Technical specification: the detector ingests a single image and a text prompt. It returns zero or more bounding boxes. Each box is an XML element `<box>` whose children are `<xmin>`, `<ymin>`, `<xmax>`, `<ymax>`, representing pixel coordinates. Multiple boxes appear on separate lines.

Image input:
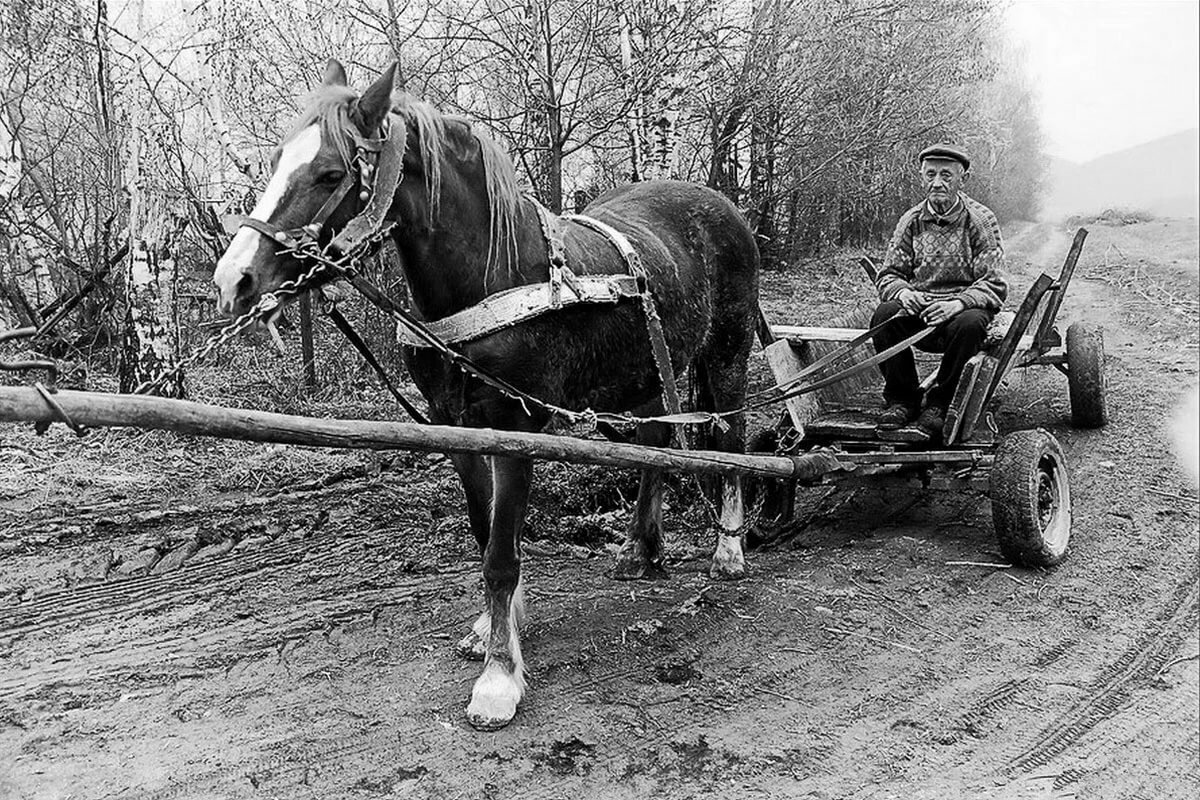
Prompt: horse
<box><xmin>212</xmin><ymin>60</ymin><xmax>760</xmax><ymax>730</ymax></box>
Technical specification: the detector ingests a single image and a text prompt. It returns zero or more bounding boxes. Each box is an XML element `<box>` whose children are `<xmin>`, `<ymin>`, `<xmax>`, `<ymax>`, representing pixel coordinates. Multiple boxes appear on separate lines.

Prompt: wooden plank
<box><xmin>978</xmin><ymin>273</ymin><xmax>1056</xmax><ymax>413</ymax></box>
<box><xmin>776</xmin><ymin>325</ymin><xmax>1035</xmax><ymax>353</ymax></box>
<box><xmin>944</xmin><ymin>353</ymin><xmax>988</xmax><ymax>444</ymax></box>
<box><xmin>1030</xmin><ymin>228</ymin><xmax>1088</xmax><ymax>351</ymax></box>
<box><xmin>952</xmin><ymin>355</ymin><xmax>999</xmax><ymax>444</ymax></box>
<box><xmin>772</xmin><ymin>325</ymin><xmax>866</xmax><ymax>343</ymax></box>
<box><xmin>299</xmin><ymin>294</ymin><xmax>317</xmax><ymax>394</ymax></box>
<box><xmin>804</xmin><ymin>409</ymin><xmax>879</xmax><ymax>440</ymax></box>
<box><xmin>839</xmin><ymin>449</ymin><xmax>993</xmax><ymax>466</ymax></box>
<box><xmin>764</xmin><ymin>339</ymin><xmax>821</xmax><ymax>436</ymax></box>
<box><xmin>0</xmin><ymin>387</ymin><xmax>835</xmax><ymax>480</ymax></box>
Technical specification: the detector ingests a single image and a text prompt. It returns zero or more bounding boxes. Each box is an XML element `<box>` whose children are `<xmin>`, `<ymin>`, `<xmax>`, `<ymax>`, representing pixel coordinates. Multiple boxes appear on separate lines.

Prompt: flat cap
<box><xmin>918</xmin><ymin>143</ymin><xmax>970</xmax><ymax>171</ymax></box>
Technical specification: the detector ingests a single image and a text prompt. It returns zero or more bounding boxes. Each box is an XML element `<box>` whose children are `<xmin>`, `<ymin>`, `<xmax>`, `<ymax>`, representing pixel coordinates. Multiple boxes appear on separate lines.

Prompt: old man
<box><xmin>872</xmin><ymin>143</ymin><xmax>1008</xmax><ymax>439</ymax></box>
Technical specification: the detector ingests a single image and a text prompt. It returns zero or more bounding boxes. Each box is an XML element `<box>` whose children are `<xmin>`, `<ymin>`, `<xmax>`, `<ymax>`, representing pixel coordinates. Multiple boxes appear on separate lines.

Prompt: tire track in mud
<box><xmin>0</xmin><ymin>572</ymin><xmax>476</xmax><ymax>703</ymax></box>
<box><xmin>0</xmin><ymin>514</ymin><xmax>439</xmax><ymax>641</ymax></box>
<box><xmin>1</xmin><ymin>475</ymin><xmax>374</xmax><ymax>551</ymax></box>
<box><xmin>1006</xmin><ymin>557</ymin><xmax>1200</xmax><ymax>775</ymax></box>
<box><xmin>108</xmin><ymin>563</ymin><xmax>827</xmax><ymax>800</ymax></box>
<box><xmin>0</xmin><ymin>496</ymin><xmax>479</xmax><ymax>704</ymax></box>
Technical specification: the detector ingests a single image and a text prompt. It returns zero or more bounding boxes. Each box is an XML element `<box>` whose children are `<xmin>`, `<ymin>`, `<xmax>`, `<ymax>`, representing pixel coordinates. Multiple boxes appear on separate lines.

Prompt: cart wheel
<box><xmin>1066</xmin><ymin>321</ymin><xmax>1107</xmax><ymax>428</ymax></box>
<box><xmin>991</xmin><ymin>429</ymin><xmax>1071</xmax><ymax>567</ymax></box>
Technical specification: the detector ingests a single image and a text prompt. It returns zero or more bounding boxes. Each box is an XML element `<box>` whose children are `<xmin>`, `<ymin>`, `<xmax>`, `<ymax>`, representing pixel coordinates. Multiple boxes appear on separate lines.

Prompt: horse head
<box><xmin>212</xmin><ymin>59</ymin><xmax>399</xmax><ymax>315</ymax></box>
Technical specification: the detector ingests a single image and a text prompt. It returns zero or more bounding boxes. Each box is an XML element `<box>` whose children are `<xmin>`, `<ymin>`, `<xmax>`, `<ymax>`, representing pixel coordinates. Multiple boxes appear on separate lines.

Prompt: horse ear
<box><xmin>354</xmin><ymin>62</ymin><xmax>399</xmax><ymax>134</ymax></box>
<box><xmin>323</xmin><ymin>59</ymin><xmax>348</xmax><ymax>87</ymax></box>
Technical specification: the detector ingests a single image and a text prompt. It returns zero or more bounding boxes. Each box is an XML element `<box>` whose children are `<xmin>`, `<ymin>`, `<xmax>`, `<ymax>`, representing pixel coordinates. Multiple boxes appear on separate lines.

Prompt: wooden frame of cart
<box><xmin>754</xmin><ymin>228</ymin><xmax>1105</xmax><ymax>567</ymax></box>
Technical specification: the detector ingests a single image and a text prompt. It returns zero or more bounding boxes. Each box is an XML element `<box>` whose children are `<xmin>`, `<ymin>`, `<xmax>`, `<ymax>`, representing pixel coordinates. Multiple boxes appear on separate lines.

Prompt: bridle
<box><xmin>232</xmin><ymin>118</ymin><xmax>393</xmax><ymax>257</ymax></box>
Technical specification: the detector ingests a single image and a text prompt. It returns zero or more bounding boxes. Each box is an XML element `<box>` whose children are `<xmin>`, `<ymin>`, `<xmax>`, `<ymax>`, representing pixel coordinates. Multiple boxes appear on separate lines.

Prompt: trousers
<box><xmin>871</xmin><ymin>299</ymin><xmax>992</xmax><ymax>409</ymax></box>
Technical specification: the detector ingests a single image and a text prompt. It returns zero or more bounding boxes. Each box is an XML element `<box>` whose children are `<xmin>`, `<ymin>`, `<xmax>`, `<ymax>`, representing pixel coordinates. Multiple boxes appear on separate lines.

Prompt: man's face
<box><xmin>920</xmin><ymin>158</ymin><xmax>966</xmax><ymax>211</ymax></box>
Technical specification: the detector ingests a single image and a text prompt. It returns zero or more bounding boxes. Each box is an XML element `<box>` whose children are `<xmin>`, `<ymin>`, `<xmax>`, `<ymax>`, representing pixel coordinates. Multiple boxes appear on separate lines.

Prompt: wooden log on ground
<box><xmin>0</xmin><ymin>387</ymin><xmax>841</xmax><ymax>481</ymax></box>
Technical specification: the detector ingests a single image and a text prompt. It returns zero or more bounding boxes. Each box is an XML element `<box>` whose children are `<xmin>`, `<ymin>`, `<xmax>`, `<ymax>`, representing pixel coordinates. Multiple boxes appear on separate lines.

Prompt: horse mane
<box><xmin>287</xmin><ymin>85</ymin><xmax>521</xmax><ymax>282</ymax></box>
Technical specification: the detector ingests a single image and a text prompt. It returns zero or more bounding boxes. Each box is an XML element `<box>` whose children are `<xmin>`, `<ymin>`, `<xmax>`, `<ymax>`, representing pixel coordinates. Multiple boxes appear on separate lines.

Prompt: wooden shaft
<box><xmin>0</xmin><ymin>387</ymin><xmax>821</xmax><ymax>480</ymax></box>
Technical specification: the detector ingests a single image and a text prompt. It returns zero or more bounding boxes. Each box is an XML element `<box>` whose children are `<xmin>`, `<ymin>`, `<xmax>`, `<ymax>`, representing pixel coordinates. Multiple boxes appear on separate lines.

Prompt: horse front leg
<box><xmin>466</xmin><ymin>454</ymin><xmax>532</xmax><ymax>730</ymax></box>
<box><xmin>613</xmin><ymin>421</ymin><xmax>670</xmax><ymax>580</ymax></box>
<box><xmin>449</xmin><ymin>452</ymin><xmax>517</xmax><ymax>662</ymax></box>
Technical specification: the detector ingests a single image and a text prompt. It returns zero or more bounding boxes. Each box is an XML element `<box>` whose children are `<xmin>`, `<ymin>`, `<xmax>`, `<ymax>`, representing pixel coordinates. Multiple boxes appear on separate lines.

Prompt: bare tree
<box><xmin>117</xmin><ymin>0</ymin><xmax>182</xmax><ymax>395</ymax></box>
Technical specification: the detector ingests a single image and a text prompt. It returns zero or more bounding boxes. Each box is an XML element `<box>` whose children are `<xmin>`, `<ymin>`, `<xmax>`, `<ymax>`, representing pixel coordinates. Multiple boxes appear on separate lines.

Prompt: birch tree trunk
<box><xmin>618</xmin><ymin>10</ymin><xmax>647</xmax><ymax>182</ymax></box>
<box><xmin>118</xmin><ymin>0</ymin><xmax>182</xmax><ymax>396</ymax></box>
<box><xmin>0</xmin><ymin>112</ymin><xmax>53</xmax><ymax>328</ymax></box>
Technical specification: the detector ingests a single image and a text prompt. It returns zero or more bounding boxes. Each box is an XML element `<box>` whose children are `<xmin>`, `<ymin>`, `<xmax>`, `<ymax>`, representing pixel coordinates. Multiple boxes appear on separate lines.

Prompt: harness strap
<box><xmin>325</xmin><ymin>304</ymin><xmax>429</xmax><ymax>424</ymax></box>
<box><xmin>393</xmin><ymin>275</ymin><xmax>642</xmax><ymax>347</ymax></box>
<box><xmin>532</xmin><ymin>202</ymin><xmax>572</xmax><ymax>308</ymax></box>
<box><xmin>563</xmin><ymin>213</ymin><xmax>682</xmax><ymax>418</ymax></box>
<box><xmin>564</xmin><ymin>214</ymin><xmax>648</xmax><ymax>282</ymax></box>
<box><xmin>331</xmin><ymin>117</ymin><xmax>407</xmax><ymax>255</ymax></box>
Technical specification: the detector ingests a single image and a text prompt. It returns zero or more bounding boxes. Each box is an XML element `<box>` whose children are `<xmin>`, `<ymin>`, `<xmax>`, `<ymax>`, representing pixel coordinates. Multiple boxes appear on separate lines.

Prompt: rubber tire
<box><xmin>991</xmin><ymin>429</ymin><xmax>1071</xmax><ymax>568</ymax></box>
<box><xmin>1066</xmin><ymin>321</ymin><xmax>1107</xmax><ymax>428</ymax></box>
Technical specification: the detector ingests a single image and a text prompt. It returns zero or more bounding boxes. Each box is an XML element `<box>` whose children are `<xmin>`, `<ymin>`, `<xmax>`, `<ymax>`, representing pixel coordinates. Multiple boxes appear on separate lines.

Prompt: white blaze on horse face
<box><xmin>213</xmin><ymin>125</ymin><xmax>323</xmax><ymax>312</ymax></box>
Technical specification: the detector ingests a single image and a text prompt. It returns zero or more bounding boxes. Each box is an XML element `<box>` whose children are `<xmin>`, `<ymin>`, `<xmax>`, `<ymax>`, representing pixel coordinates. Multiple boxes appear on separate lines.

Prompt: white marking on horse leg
<box><xmin>455</xmin><ymin>611</ymin><xmax>490</xmax><ymax>661</ymax></box>
<box><xmin>710</xmin><ymin>477</ymin><xmax>746</xmax><ymax>580</ymax></box>
<box><xmin>213</xmin><ymin>125</ymin><xmax>322</xmax><ymax>311</ymax></box>
<box><xmin>466</xmin><ymin>592</ymin><xmax>526</xmax><ymax>730</ymax></box>
<box><xmin>455</xmin><ymin>576</ymin><xmax>525</xmax><ymax>662</ymax></box>
<box><xmin>512</xmin><ymin>574</ymin><xmax>527</xmax><ymax>629</ymax></box>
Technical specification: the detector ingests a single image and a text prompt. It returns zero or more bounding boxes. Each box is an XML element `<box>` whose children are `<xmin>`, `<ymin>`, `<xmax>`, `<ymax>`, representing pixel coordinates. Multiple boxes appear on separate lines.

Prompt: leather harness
<box><xmin>232</xmin><ymin>112</ymin><xmax>685</xmax><ymax>417</ymax></box>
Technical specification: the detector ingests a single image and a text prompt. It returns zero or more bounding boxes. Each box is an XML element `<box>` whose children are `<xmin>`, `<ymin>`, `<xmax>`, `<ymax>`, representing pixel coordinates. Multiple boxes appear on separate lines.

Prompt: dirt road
<box><xmin>1</xmin><ymin>219</ymin><xmax>1197</xmax><ymax>799</ymax></box>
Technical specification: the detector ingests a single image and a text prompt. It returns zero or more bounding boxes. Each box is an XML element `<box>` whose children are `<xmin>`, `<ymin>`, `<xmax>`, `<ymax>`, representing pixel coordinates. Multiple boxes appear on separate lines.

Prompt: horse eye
<box><xmin>317</xmin><ymin>170</ymin><xmax>345</xmax><ymax>185</ymax></box>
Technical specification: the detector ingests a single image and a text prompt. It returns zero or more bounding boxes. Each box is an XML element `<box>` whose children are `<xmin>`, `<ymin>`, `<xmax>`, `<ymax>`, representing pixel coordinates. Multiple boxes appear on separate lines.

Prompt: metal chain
<box><xmin>132</xmin><ymin>222</ymin><xmax>396</xmax><ymax>396</ymax></box>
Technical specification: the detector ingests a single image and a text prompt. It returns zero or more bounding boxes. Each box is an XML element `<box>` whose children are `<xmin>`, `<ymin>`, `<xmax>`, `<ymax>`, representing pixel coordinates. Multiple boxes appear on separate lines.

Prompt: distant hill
<box><xmin>1042</xmin><ymin>129</ymin><xmax>1199</xmax><ymax>220</ymax></box>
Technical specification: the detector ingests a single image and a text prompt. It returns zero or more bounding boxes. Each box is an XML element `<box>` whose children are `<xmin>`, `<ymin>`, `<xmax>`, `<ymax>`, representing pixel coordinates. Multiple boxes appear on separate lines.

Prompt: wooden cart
<box><xmin>754</xmin><ymin>228</ymin><xmax>1105</xmax><ymax>567</ymax></box>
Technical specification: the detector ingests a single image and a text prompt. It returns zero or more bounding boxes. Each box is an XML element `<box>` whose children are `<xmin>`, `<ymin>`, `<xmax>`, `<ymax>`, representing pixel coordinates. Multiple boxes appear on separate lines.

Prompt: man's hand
<box><xmin>896</xmin><ymin>288</ymin><xmax>925</xmax><ymax>315</ymax></box>
<box><xmin>920</xmin><ymin>298</ymin><xmax>967</xmax><ymax>326</ymax></box>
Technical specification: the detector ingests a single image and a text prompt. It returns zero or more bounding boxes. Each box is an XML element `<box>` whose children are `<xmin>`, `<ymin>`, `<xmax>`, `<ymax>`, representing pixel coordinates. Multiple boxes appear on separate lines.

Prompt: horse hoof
<box><xmin>467</xmin><ymin>667</ymin><xmax>523</xmax><ymax>730</ymax></box>
<box><xmin>613</xmin><ymin>556</ymin><xmax>648</xmax><ymax>580</ymax></box>
<box><xmin>455</xmin><ymin>630</ymin><xmax>487</xmax><ymax>661</ymax></box>
<box><xmin>467</xmin><ymin>707</ymin><xmax>516</xmax><ymax>731</ymax></box>
<box><xmin>709</xmin><ymin>534</ymin><xmax>745</xmax><ymax>580</ymax></box>
<box><xmin>613</xmin><ymin>539</ymin><xmax>667</xmax><ymax>580</ymax></box>
<box><xmin>709</xmin><ymin>560</ymin><xmax>745</xmax><ymax>580</ymax></box>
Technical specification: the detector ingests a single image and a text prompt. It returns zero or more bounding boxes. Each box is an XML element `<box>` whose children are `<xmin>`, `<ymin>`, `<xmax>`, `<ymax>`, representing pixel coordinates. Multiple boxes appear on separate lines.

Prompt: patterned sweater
<box><xmin>876</xmin><ymin>194</ymin><xmax>1008</xmax><ymax>311</ymax></box>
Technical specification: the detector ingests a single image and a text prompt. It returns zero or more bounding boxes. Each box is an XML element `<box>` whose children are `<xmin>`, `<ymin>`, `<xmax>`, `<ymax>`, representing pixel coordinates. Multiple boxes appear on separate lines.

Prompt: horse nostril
<box><xmin>236</xmin><ymin>271</ymin><xmax>256</xmax><ymax>299</ymax></box>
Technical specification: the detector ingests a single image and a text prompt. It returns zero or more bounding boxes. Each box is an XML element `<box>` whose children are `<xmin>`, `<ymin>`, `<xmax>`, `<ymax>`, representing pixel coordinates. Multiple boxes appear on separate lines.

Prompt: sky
<box><xmin>1006</xmin><ymin>0</ymin><xmax>1200</xmax><ymax>163</ymax></box>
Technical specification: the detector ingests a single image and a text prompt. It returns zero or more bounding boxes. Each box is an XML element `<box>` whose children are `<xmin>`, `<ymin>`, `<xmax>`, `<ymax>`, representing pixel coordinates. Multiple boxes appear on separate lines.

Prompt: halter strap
<box><xmin>231</xmin><ymin>118</ymin><xmax>397</xmax><ymax>254</ymax></box>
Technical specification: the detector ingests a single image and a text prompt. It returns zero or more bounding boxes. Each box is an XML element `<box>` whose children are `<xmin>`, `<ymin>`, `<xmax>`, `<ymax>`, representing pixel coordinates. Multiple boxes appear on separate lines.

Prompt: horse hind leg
<box><xmin>613</xmin><ymin>420</ymin><xmax>670</xmax><ymax>580</ymax></box>
<box><xmin>694</xmin><ymin>346</ymin><xmax>751</xmax><ymax>581</ymax></box>
<box><xmin>466</xmin><ymin>455</ymin><xmax>531</xmax><ymax>730</ymax></box>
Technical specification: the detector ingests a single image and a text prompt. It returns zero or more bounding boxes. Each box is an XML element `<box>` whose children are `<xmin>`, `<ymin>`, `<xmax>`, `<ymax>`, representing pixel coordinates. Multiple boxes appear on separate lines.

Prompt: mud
<box><xmin>1</xmin><ymin>220</ymin><xmax>1197</xmax><ymax>799</ymax></box>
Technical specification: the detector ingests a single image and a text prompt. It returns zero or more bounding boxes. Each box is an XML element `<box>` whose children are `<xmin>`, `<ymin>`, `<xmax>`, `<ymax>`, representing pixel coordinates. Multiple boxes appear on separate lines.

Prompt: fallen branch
<box><xmin>1146</xmin><ymin>488</ymin><xmax>1198</xmax><ymax>503</ymax></box>
<box><xmin>1158</xmin><ymin>652</ymin><xmax>1200</xmax><ymax>676</ymax></box>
